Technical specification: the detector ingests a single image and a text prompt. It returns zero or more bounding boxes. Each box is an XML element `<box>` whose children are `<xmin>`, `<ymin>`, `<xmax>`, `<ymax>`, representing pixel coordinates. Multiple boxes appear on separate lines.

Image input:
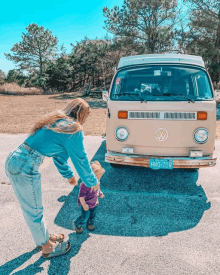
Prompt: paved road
<box><xmin>0</xmin><ymin>134</ymin><xmax>220</xmax><ymax>275</ymax></box>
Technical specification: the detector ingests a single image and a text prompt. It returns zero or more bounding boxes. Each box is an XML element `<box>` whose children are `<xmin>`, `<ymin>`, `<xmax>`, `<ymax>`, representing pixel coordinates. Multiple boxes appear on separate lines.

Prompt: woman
<box><xmin>5</xmin><ymin>98</ymin><xmax>99</xmax><ymax>258</ymax></box>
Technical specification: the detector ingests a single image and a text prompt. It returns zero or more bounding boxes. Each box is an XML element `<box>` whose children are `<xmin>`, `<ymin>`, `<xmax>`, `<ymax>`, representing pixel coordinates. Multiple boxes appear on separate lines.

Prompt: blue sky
<box><xmin>0</xmin><ymin>0</ymin><xmax>123</xmax><ymax>73</ymax></box>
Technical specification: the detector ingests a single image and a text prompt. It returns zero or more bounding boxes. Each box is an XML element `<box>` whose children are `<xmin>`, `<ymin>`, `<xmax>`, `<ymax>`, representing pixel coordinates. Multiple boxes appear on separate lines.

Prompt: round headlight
<box><xmin>194</xmin><ymin>128</ymin><xmax>209</xmax><ymax>144</ymax></box>
<box><xmin>115</xmin><ymin>127</ymin><xmax>129</xmax><ymax>141</ymax></box>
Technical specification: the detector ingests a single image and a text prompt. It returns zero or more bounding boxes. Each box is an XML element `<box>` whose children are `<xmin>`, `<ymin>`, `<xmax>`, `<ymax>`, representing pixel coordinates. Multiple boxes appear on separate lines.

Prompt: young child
<box><xmin>74</xmin><ymin>161</ymin><xmax>105</xmax><ymax>233</ymax></box>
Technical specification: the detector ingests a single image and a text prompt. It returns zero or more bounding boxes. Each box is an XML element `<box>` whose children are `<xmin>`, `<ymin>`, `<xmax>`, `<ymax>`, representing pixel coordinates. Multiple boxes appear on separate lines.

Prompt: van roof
<box><xmin>118</xmin><ymin>54</ymin><xmax>205</xmax><ymax>69</ymax></box>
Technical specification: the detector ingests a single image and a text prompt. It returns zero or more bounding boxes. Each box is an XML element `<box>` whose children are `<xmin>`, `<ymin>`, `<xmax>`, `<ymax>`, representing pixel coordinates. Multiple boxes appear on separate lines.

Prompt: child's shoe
<box><xmin>73</xmin><ymin>221</ymin><xmax>83</xmax><ymax>233</ymax></box>
<box><xmin>87</xmin><ymin>218</ymin><xmax>95</xmax><ymax>231</ymax></box>
<box><xmin>75</xmin><ymin>227</ymin><xmax>83</xmax><ymax>233</ymax></box>
<box><xmin>87</xmin><ymin>224</ymin><xmax>95</xmax><ymax>231</ymax></box>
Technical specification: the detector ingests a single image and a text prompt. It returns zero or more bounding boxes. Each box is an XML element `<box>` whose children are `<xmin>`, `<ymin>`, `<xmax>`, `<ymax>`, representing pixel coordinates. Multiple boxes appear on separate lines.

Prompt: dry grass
<box><xmin>216</xmin><ymin>122</ymin><xmax>220</xmax><ymax>140</ymax></box>
<box><xmin>0</xmin><ymin>93</ymin><xmax>107</xmax><ymax>136</ymax></box>
<box><xmin>0</xmin><ymin>83</ymin><xmax>42</xmax><ymax>95</ymax></box>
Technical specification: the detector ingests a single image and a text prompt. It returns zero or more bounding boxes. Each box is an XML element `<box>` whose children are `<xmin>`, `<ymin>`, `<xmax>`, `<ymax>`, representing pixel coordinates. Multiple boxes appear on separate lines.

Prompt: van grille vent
<box><xmin>128</xmin><ymin>111</ymin><xmax>197</xmax><ymax>120</ymax></box>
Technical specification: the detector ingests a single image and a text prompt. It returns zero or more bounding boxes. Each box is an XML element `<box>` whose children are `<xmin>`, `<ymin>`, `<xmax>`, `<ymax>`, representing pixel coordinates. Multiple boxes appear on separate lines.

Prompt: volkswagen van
<box><xmin>103</xmin><ymin>54</ymin><xmax>217</xmax><ymax>169</ymax></box>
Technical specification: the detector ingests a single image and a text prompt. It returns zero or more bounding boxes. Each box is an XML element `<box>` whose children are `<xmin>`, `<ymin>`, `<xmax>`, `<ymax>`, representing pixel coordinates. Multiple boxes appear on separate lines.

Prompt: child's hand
<box><xmin>91</xmin><ymin>181</ymin><xmax>100</xmax><ymax>191</ymax></box>
<box><xmin>100</xmin><ymin>194</ymin><xmax>105</xmax><ymax>198</ymax></box>
<box><xmin>83</xmin><ymin>204</ymin><xmax>89</xmax><ymax>211</ymax></box>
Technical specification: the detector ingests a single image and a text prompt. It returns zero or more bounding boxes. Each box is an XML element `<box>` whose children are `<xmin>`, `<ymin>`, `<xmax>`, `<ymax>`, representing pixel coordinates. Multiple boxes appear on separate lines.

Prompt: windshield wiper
<box><xmin>114</xmin><ymin>93</ymin><xmax>147</xmax><ymax>103</ymax></box>
<box><xmin>163</xmin><ymin>93</ymin><xmax>195</xmax><ymax>103</ymax></box>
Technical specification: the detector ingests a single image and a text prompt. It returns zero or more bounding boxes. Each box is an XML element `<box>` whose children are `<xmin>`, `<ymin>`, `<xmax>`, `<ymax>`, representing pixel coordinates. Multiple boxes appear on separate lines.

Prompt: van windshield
<box><xmin>110</xmin><ymin>65</ymin><xmax>213</xmax><ymax>101</ymax></box>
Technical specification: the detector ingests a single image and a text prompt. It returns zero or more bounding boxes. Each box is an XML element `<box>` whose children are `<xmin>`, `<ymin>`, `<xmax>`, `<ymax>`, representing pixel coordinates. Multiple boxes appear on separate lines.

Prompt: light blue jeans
<box><xmin>5</xmin><ymin>142</ymin><xmax>49</xmax><ymax>247</ymax></box>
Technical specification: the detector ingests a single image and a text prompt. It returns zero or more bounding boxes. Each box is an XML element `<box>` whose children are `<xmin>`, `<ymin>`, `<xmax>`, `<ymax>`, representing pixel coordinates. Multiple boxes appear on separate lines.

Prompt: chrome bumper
<box><xmin>105</xmin><ymin>152</ymin><xmax>217</xmax><ymax>168</ymax></box>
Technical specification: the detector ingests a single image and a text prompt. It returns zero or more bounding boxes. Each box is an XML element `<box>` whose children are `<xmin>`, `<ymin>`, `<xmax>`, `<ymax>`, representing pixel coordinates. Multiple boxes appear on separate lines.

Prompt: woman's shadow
<box><xmin>3</xmin><ymin>140</ymin><xmax>211</xmax><ymax>275</ymax></box>
<box><xmin>1</xmin><ymin>232</ymin><xmax>90</xmax><ymax>275</ymax></box>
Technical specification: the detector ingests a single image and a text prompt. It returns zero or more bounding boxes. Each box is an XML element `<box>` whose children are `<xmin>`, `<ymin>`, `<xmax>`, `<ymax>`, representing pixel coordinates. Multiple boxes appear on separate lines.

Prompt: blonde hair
<box><xmin>90</xmin><ymin>161</ymin><xmax>105</xmax><ymax>180</ymax></box>
<box><xmin>31</xmin><ymin>98</ymin><xmax>91</xmax><ymax>135</ymax></box>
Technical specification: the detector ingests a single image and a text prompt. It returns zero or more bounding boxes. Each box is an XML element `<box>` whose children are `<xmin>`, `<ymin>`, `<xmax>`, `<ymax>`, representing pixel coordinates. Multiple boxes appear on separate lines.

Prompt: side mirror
<box><xmin>102</xmin><ymin>90</ymin><xmax>109</xmax><ymax>101</ymax></box>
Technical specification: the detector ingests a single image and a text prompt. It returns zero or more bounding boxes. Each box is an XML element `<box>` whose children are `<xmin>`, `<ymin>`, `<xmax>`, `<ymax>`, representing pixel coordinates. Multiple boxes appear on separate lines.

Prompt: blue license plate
<box><xmin>149</xmin><ymin>159</ymin><xmax>173</xmax><ymax>170</ymax></box>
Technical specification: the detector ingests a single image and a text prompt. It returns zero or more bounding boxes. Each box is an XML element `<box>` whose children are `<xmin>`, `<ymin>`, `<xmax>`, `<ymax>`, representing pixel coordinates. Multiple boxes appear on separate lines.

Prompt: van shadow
<box><xmin>55</xmin><ymin>140</ymin><xmax>211</xmax><ymax>237</ymax></box>
<box><xmin>3</xmin><ymin>141</ymin><xmax>211</xmax><ymax>275</ymax></box>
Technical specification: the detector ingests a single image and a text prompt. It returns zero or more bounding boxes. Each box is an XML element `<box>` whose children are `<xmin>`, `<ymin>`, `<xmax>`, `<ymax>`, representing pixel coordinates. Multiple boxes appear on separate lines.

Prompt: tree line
<box><xmin>1</xmin><ymin>0</ymin><xmax>220</xmax><ymax>92</ymax></box>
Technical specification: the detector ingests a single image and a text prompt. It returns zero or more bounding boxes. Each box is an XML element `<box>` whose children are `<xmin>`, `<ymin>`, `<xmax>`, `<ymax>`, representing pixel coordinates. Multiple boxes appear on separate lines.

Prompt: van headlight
<box><xmin>194</xmin><ymin>128</ymin><xmax>209</xmax><ymax>144</ymax></box>
<box><xmin>115</xmin><ymin>127</ymin><xmax>129</xmax><ymax>141</ymax></box>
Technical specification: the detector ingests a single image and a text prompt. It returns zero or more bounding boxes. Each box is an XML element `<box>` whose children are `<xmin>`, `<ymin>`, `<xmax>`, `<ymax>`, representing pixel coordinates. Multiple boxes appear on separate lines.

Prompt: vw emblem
<box><xmin>155</xmin><ymin>128</ymin><xmax>168</xmax><ymax>141</ymax></box>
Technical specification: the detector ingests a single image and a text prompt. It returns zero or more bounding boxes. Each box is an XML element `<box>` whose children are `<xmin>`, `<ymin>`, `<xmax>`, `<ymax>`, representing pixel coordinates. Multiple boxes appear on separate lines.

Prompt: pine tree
<box><xmin>103</xmin><ymin>0</ymin><xmax>178</xmax><ymax>54</ymax></box>
<box><xmin>182</xmin><ymin>0</ymin><xmax>220</xmax><ymax>84</ymax></box>
<box><xmin>5</xmin><ymin>23</ymin><xmax>58</xmax><ymax>77</ymax></box>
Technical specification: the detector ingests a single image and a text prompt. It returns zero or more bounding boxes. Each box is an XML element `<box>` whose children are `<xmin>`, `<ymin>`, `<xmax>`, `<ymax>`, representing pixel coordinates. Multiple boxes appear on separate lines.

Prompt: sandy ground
<box><xmin>0</xmin><ymin>94</ymin><xmax>107</xmax><ymax>136</ymax></box>
<box><xmin>1</xmin><ymin>94</ymin><xmax>220</xmax><ymax>139</ymax></box>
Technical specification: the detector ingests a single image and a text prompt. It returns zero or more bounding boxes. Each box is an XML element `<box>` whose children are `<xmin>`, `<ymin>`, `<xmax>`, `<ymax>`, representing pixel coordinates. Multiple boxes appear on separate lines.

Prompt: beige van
<box><xmin>103</xmin><ymin>54</ymin><xmax>217</xmax><ymax>169</ymax></box>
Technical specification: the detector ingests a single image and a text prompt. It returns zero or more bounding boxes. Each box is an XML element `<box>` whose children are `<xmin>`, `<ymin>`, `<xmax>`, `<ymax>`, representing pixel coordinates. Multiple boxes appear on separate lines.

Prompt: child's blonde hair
<box><xmin>91</xmin><ymin>161</ymin><xmax>105</xmax><ymax>180</ymax></box>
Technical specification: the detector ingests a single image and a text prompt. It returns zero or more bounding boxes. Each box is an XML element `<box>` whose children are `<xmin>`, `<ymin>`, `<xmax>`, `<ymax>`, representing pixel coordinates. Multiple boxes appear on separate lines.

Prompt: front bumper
<box><xmin>105</xmin><ymin>152</ymin><xmax>217</xmax><ymax>169</ymax></box>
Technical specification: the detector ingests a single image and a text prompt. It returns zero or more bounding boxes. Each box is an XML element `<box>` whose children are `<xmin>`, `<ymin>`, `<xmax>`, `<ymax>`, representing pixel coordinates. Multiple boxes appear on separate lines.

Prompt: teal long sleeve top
<box><xmin>25</xmin><ymin>122</ymin><xmax>98</xmax><ymax>187</ymax></box>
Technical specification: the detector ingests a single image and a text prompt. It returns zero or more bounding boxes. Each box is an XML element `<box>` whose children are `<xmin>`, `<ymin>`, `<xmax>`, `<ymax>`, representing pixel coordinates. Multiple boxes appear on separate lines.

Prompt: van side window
<box><xmin>195</xmin><ymin>73</ymin><xmax>212</xmax><ymax>98</ymax></box>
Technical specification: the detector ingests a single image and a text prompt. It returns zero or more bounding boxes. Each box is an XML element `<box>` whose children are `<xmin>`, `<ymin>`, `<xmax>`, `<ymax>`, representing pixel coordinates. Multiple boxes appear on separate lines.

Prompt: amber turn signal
<box><xmin>118</xmin><ymin>111</ymin><xmax>128</xmax><ymax>119</ymax></box>
<box><xmin>197</xmin><ymin>111</ymin><xmax>207</xmax><ymax>120</ymax></box>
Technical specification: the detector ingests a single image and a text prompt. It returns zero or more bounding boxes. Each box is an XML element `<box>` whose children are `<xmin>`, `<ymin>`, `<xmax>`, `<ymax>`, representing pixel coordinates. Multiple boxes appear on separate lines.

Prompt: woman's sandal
<box><xmin>42</xmin><ymin>241</ymin><xmax>71</xmax><ymax>258</ymax></box>
<box><xmin>37</xmin><ymin>233</ymin><xmax>65</xmax><ymax>250</ymax></box>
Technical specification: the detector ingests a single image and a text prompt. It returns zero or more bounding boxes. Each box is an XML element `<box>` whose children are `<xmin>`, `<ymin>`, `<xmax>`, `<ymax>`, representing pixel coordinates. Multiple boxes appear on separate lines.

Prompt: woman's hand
<box><xmin>68</xmin><ymin>176</ymin><xmax>78</xmax><ymax>186</ymax></box>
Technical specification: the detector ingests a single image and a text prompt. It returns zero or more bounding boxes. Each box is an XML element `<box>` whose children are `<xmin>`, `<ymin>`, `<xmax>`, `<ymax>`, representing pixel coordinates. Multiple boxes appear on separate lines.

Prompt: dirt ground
<box><xmin>0</xmin><ymin>94</ymin><xmax>107</xmax><ymax>136</ymax></box>
<box><xmin>1</xmin><ymin>94</ymin><xmax>220</xmax><ymax>139</ymax></box>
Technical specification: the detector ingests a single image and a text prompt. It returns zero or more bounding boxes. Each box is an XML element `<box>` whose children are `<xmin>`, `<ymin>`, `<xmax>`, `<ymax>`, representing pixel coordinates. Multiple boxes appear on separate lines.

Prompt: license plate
<box><xmin>149</xmin><ymin>159</ymin><xmax>173</xmax><ymax>170</ymax></box>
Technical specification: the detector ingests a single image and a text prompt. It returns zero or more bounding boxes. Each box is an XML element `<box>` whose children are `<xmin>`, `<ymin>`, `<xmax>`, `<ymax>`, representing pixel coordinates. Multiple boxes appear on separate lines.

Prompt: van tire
<box><xmin>186</xmin><ymin>168</ymin><xmax>199</xmax><ymax>172</ymax></box>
